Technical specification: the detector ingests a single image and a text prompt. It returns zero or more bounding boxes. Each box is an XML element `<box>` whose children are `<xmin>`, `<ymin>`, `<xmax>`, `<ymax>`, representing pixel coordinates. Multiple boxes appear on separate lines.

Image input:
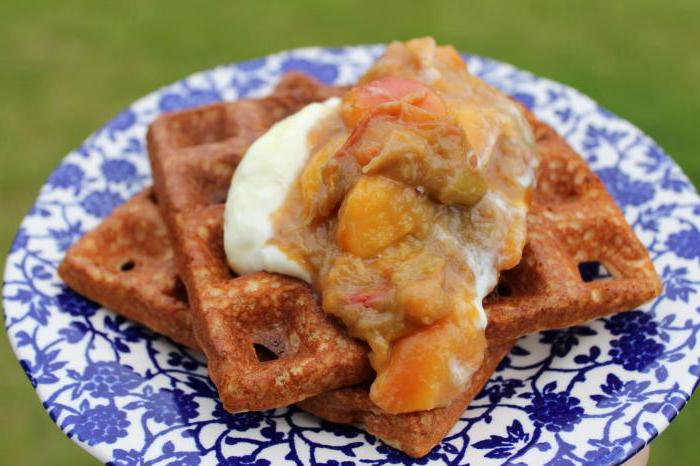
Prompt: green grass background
<box><xmin>1</xmin><ymin>1</ymin><xmax>698</xmax><ymax>464</ymax></box>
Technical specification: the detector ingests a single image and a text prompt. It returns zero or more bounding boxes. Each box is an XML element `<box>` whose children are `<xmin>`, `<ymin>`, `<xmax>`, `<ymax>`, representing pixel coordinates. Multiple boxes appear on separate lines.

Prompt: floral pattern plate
<box><xmin>4</xmin><ymin>45</ymin><xmax>700</xmax><ymax>466</ymax></box>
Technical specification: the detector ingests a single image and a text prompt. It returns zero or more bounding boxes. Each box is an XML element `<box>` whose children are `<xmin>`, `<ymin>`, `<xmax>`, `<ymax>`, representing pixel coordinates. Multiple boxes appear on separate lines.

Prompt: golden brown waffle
<box><xmin>59</xmin><ymin>205</ymin><xmax>509</xmax><ymax>458</ymax></box>
<box><xmin>145</xmin><ymin>73</ymin><xmax>371</xmax><ymax>412</ymax></box>
<box><xmin>58</xmin><ymin>190</ymin><xmax>197</xmax><ymax>349</ymax></box>
<box><xmin>485</xmin><ymin>111</ymin><xmax>662</xmax><ymax>342</ymax></box>
<box><xmin>59</xmin><ymin>72</ymin><xmax>662</xmax><ymax>457</ymax></box>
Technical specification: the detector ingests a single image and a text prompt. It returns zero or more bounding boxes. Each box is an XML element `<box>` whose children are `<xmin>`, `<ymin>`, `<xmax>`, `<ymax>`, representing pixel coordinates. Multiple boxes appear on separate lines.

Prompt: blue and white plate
<box><xmin>4</xmin><ymin>45</ymin><xmax>700</xmax><ymax>466</ymax></box>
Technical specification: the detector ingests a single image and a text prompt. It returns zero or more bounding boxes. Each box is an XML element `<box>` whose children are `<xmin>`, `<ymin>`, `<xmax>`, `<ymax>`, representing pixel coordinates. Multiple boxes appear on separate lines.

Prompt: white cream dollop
<box><xmin>223</xmin><ymin>97</ymin><xmax>341</xmax><ymax>282</ymax></box>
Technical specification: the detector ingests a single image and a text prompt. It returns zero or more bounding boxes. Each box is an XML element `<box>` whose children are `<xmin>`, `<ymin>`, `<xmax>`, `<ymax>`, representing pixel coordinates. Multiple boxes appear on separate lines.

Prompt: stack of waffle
<box><xmin>59</xmin><ymin>73</ymin><xmax>661</xmax><ymax>457</ymax></box>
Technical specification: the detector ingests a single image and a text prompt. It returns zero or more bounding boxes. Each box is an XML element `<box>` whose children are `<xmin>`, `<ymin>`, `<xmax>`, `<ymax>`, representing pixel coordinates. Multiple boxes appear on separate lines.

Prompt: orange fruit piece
<box><xmin>369</xmin><ymin>309</ymin><xmax>486</xmax><ymax>414</ymax></box>
<box><xmin>336</xmin><ymin>175</ymin><xmax>421</xmax><ymax>258</ymax></box>
<box><xmin>341</xmin><ymin>76</ymin><xmax>447</xmax><ymax>128</ymax></box>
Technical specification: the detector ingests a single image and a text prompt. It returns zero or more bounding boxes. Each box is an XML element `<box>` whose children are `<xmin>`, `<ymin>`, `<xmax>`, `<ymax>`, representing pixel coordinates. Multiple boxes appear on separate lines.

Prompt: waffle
<box><xmin>145</xmin><ymin>73</ymin><xmax>372</xmax><ymax>412</ymax></box>
<box><xmin>59</xmin><ymin>72</ymin><xmax>661</xmax><ymax>457</ymax></box>
<box><xmin>58</xmin><ymin>190</ymin><xmax>197</xmax><ymax>349</ymax></box>
<box><xmin>485</xmin><ymin>109</ymin><xmax>662</xmax><ymax>342</ymax></box>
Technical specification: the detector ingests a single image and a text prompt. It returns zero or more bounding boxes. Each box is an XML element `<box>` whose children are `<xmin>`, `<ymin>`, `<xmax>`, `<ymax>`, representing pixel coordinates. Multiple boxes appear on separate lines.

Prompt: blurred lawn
<box><xmin>1</xmin><ymin>1</ymin><xmax>698</xmax><ymax>464</ymax></box>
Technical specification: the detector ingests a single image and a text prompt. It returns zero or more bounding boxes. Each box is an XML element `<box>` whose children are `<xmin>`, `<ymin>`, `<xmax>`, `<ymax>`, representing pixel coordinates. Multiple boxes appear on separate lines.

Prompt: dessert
<box><xmin>58</xmin><ymin>38</ymin><xmax>661</xmax><ymax>458</ymax></box>
<box><xmin>225</xmin><ymin>38</ymin><xmax>537</xmax><ymax>414</ymax></box>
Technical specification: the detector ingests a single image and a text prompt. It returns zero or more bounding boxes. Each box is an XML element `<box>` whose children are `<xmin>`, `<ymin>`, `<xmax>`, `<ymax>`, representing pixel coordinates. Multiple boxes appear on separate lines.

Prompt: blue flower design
<box><xmin>375</xmin><ymin>443</ymin><xmax>442</xmax><ymax>465</ymax></box>
<box><xmin>20</xmin><ymin>345</ymin><xmax>66</xmax><ymax>386</ymax></box>
<box><xmin>666</xmin><ymin>227</ymin><xmax>700</xmax><ymax>260</ymax></box>
<box><xmin>109</xmin><ymin>448</ymin><xmax>141</xmax><ymax>466</ymax></box>
<box><xmin>596</xmin><ymin>167</ymin><xmax>655</xmax><ymax>207</ymax></box>
<box><xmin>106</xmin><ymin>108</ymin><xmax>137</xmax><ymax>133</ymax></box>
<box><xmin>237</xmin><ymin>57</ymin><xmax>267</xmax><ymax>71</ymax></box>
<box><xmin>556</xmin><ymin>108</ymin><xmax>572</xmax><ymax>123</ymax></box>
<box><xmin>11</xmin><ymin>227</ymin><xmax>29</xmax><ymax>253</ymax></box>
<box><xmin>47</xmin><ymin>163</ymin><xmax>84</xmax><ymax>193</ymax></box>
<box><xmin>102</xmin><ymin>160</ymin><xmax>137</xmax><ymax>183</ymax></box>
<box><xmin>166</xmin><ymin>452</ymin><xmax>201</xmax><ymax>466</ymax></box>
<box><xmin>231</xmin><ymin>76</ymin><xmax>266</xmax><ymax>97</ymax></box>
<box><xmin>28</xmin><ymin>204</ymin><xmax>51</xmax><ymax>218</ymax></box>
<box><xmin>636</xmin><ymin>204</ymin><xmax>677</xmax><ymax>233</ymax></box>
<box><xmin>496</xmin><ymin>353</ymin><xmax>513</xmax><ymax>371</ymax></box>
<box><xmin>7</xmin><ymin>286</ymin><xmax>52</xmax><ymax>325</ymax></box>
<box><xmin>166</xmin><ymin>351</ymin><xmax>200</xmax><ymax>371</ymax></box>
<box><xmin>317</xmin><ymin>461</ymin><xmax>356</xmax><ymax>466</ymax></box>
<box><xmin>56</xmin><ymin>287</ymin><xmax>98</xmax><ymax>317</ymax></box>
<box><xmin>690</xmin><ymin>359</ymin><xmax>700</xmax><ymax>377</ymax></box>
<box><xmin>546</xmin><ymin>459</ymin><xmax>575</xmax><ymax>466</ymax></box>
<box><xmin>319</xmin><ymin>421</ymin><xmax>362</xmax><ymax>440</ymax></box>
<box><xmin>473</xmin><ymin>420</ymin><xmax>529</xmax><ymax>459</ymax></box>
<box><xmin>609</xmin><ymin>334</ymin><xmax>664</xmax><ymax>372</ymax></box>
<box><xmin>524</xmin><ymin>382</ymin><xmax>583</xmax><ymax>433</ymax></box>
<box><xmin>65</xmin><ymin>403</ymin><xmax>130</xmax><ymax>446</ymax></box>
<box><xmin>141</xmin><ymin>388</ymin><xmax>199</xmax><ymax>425</ymax></box>
<box><xmin>219</xmin><ymin>456</ymin><xmax>270</xmax><ymax>466</ymax></box>
<box><xmin>591</xmin><ymin>373</ymin><xmax>650</xmax><ymax>408</ymax></box>
<box><xmin>539</xmin><ymin>326</ymin><xmax>597</xmax><ymax>357</ymax></box>
<box><xmin>49</xmin><ymin>221</ymin><xmax>83</xmax><ymax>252</ymax></box>
<box><xmin>81</xmin><ymin>361</ymin><xmax>143</xmax><ymax>398</ymax></box>
<box><xmin>158</xmin><ymin>88</ymin><xmax>221</xmax><ymax>112</ymax></box>
<box><xmin>213</xmin><ymin>402</ymin><xmax>262</xmax><ymax>431</ymax></box>
<box><xmin>582</xmin><ymin>125</ymin><xmax>626</xmax><ymax>152</ymax></box>
<box><xmin>663</xmin><ymin>266</ymin><xmax>696</xmax><ymax>302</ymax></box>
<box><xmin>582</xmin><ymin>445</ymin><xmax>625</xmax><ymax>465</ymax></box>
<box><xmin>281</xmin><ymin>58</ymin><xmax>338</xmax><ymax>83</ymax></box>
<box><xmin>20</xmin><ymin>359</ymin><xmax>38</xmax><ymax>388</ymax></box>
<box><xmin>605</xmin><ymin>311</ymin><xmax>658</xmax><ymax>338</ymax></box>
<box><xmin>644</xmin><ymin>144</ymin><xmax>668</xmax><ymax>168</ymax></box>
<box><xmin>604</xmin><ymin>312</ymin><xmax>664</xmax><ymax>373</ymax></box>
<box><xmin>660</xmin><ymin>167</ymin><xmax>690</xmax><ymax>193</ymax></box>
<box><xmin>477</xmin><ymin>375</ymin><xmax>524</xmax><ymax>403</ymax></box>
<box><xmin>512</xmin><ymin>92</ymin><xmax>535</xmax><ymax>109</ymax></box>
<box><xmin>80</xmin><ymin>190</ymin><xmax>124</xmax><ymax>218</ymax></box>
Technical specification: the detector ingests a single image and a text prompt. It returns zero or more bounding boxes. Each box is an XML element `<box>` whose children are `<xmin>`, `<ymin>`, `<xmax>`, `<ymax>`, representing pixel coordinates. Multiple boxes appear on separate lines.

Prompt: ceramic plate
<box><xmin>4</xmin><ymin>45</ymin><xmax>700</xmax><ymax>466</ymax></box>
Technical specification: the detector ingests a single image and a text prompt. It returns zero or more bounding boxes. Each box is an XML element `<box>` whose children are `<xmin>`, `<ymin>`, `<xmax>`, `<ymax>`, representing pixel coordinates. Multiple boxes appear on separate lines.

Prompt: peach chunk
<box><xmin>341</xmin><ymin>76</ymin><xmax>447</xmax><ymax>129</ymax></box>
<box><xmin>336</xmin><ymin>176</ymin><xmax>421</xmax><ymax>258</ymax></box>
<box><xmin>398</xmin><ymin>277</ymin><xmax>448</xmax><ymax>326</ymax></box>
<box><xmin>369</xmin><ymin>311</ymin><xmax>486</xmax><ymax>414</ymax></box>
<box><xmin>300</xmin><ymin>135</ymin><xmax>347</xmax><ymax>221</ymax></box>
